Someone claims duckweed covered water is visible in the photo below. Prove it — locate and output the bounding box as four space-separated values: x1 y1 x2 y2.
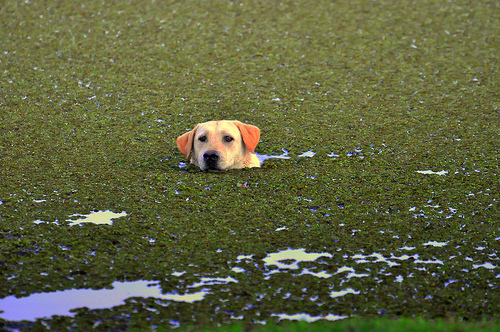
1 0 499 330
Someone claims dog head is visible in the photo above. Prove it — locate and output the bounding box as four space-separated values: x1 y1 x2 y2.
177 120 260 172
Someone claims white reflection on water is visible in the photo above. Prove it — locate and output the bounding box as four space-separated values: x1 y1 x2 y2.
33 210 128 226
423 241 448 247
473 262 496 270
330 288 360 298
263 248 332 269
353 252 445 266
67 210 127 226
416 170 448 175
272 312 346 322
257 149 291 164
298 150 316 158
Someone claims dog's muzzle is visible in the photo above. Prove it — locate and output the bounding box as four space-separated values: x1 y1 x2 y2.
203 150 220 171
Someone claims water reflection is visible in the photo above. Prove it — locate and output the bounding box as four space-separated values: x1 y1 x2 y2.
423 241 447 247
352 251 445 266
298 151 316 158
262 248 332 269
330 288 360 298
0 274 242 322
1 244 497 324
32 210 128 226
67 210 127 226
257 148 291 164
0 280 206 321
272 312 346 322
0 249 350 322
33 210 128 226
416 170 448 175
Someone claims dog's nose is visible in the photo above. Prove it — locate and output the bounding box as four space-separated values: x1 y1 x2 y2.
203 151 219 163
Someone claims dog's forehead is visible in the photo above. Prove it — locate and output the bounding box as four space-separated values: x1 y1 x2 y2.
196 121 241 137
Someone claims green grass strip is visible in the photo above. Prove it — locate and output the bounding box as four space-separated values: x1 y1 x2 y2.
196 318 499 332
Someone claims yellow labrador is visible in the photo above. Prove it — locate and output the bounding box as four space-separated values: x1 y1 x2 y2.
177 120 260 172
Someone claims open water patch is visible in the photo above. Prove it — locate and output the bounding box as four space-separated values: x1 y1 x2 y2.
67 210 127 226
257 148 291 165
262 248 332 270
233 249 336 279
232 248 369 289
1 244 498 324
0 274 239 322
416 170 448 175
33 210 128 226
0 280 206 321
271 312 346 322
297 150 316 158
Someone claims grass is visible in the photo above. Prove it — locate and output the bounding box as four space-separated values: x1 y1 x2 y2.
214 318 500 332
188 318 500 332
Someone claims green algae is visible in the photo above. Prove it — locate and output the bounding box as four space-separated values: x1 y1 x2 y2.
1 0 499 330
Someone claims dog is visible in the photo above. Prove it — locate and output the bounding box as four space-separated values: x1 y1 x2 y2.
176 120 260 172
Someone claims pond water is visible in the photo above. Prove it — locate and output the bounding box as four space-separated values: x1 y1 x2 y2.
0 280 207 321
1 241 497 323
257 149 292 164
34 210 128 226
1 0 498 330
0 248 355 322
1 145 498 330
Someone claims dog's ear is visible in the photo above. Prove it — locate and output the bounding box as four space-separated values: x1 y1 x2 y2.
176 125 198 159
233 121 260 153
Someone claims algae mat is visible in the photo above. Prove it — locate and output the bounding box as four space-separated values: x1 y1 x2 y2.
0 0 498 330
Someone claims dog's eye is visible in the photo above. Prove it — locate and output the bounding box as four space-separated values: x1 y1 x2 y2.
224 136 234 142
198 136 207 142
